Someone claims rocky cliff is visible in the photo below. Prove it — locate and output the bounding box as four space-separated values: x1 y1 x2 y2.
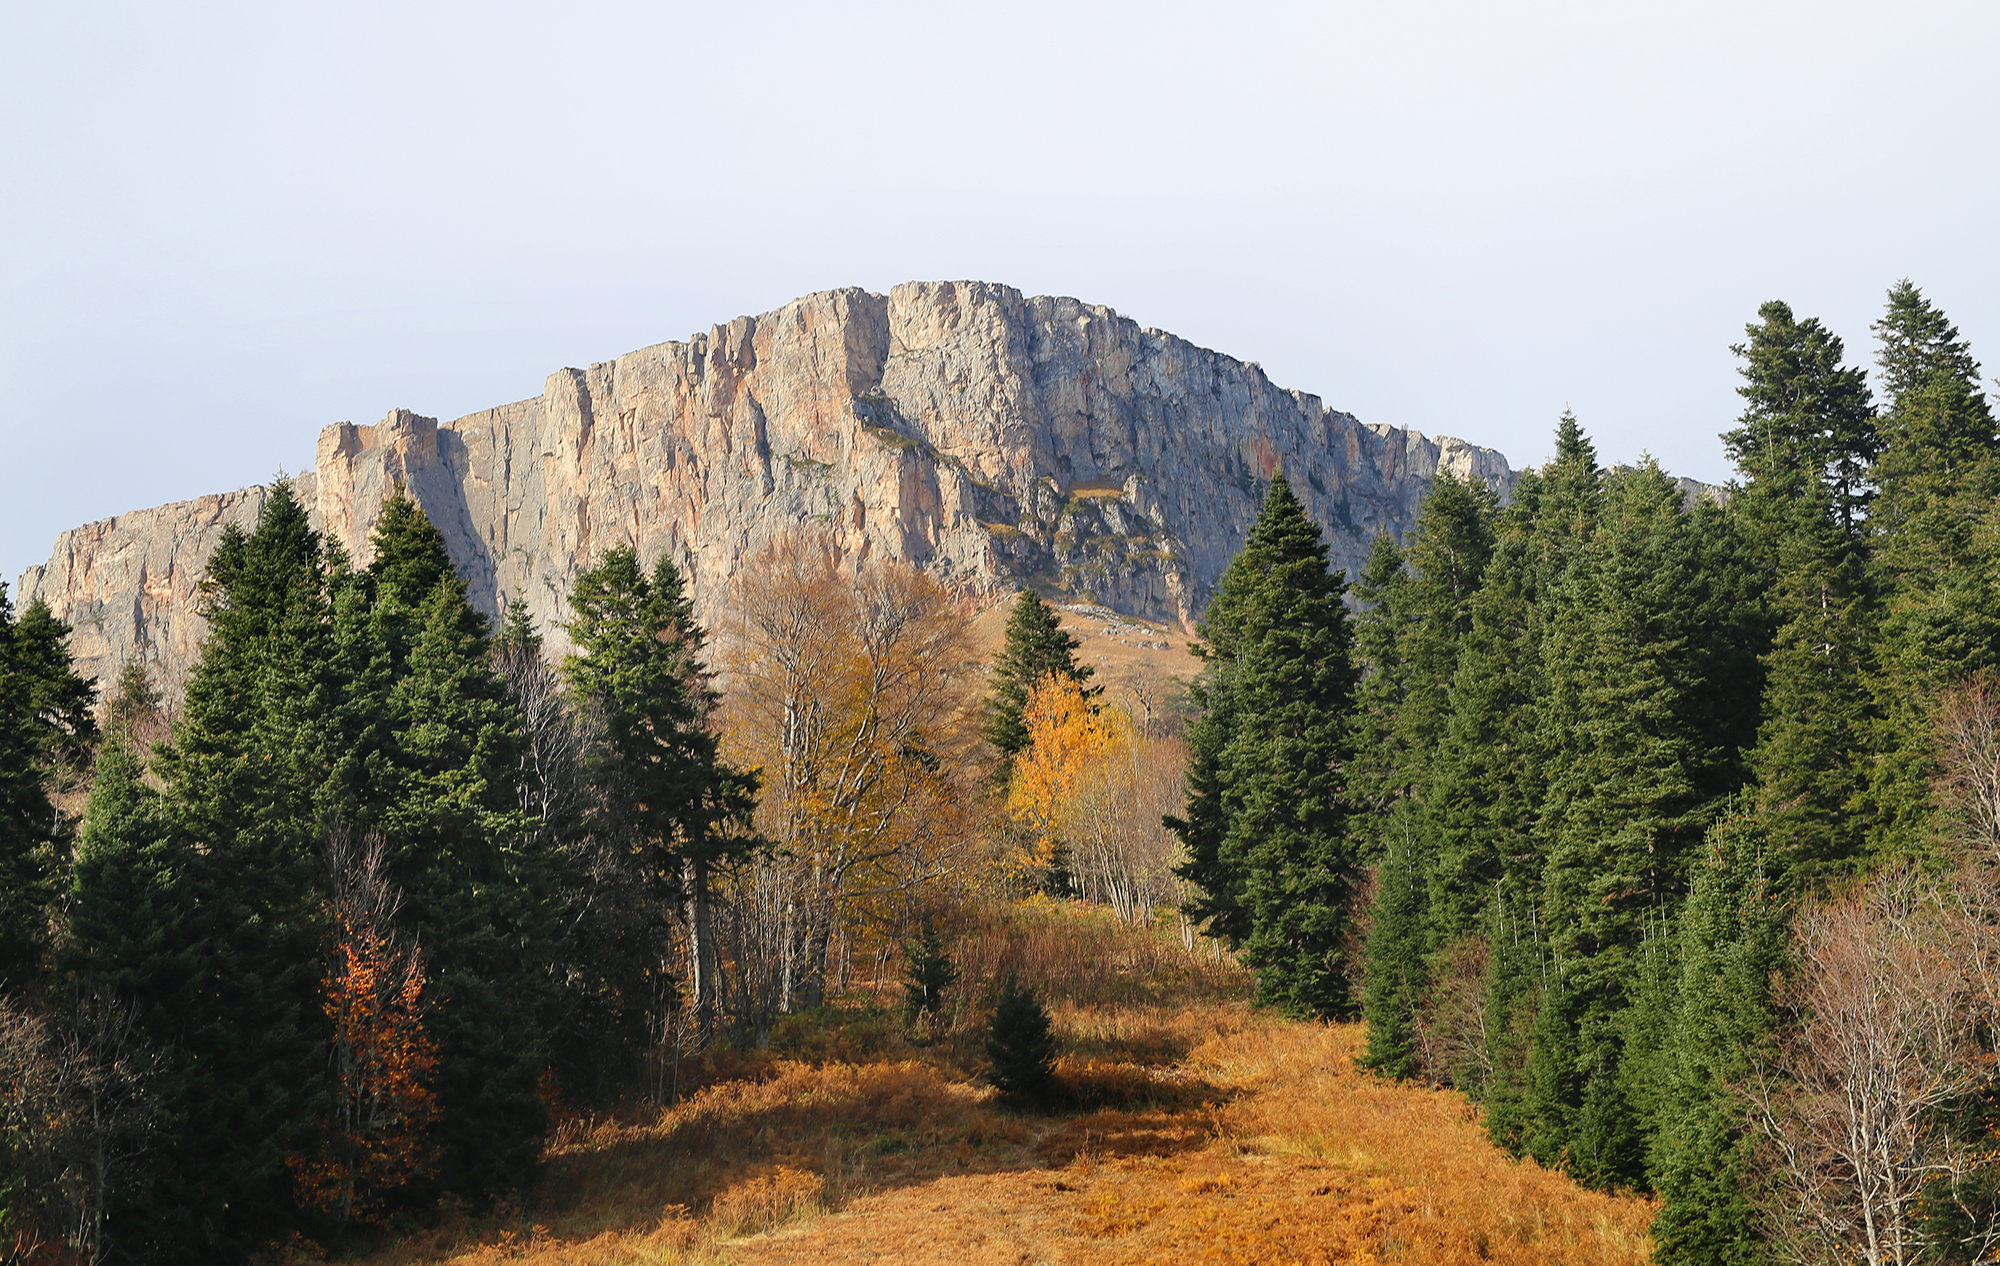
19 281 1518 692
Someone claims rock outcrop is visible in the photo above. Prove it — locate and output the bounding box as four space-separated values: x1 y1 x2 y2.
19 281 1518 692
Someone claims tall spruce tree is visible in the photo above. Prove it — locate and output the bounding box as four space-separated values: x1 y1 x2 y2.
1724 299 1878 550
1358 813 1426 1078
1749 484 1872 885
1347 534 1413 833
1649 806 1785 1265
1354 473 1499 1076
377 548 555 1196
0 589 98 995
1527 463 1723 1189
1394 473 1498 776
1477 885 1545 1153
1719 300 1875 885
1171 474 1360 1018
1419 501 1544 947
1864 282 2000 859
1166 634 1251 947
563 545 758 1062
0 589 57 995
72 479 336 1260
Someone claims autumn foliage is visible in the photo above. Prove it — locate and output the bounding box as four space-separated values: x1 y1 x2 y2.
1006 673 1128 880
289 834 440 1226
719 533 981 1027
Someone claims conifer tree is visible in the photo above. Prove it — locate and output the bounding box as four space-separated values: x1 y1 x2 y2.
1650 807 1785 1265
1346 535 1412 831
1723 299 1878 549
1172 474 1360 1017
1870 281 1999 552
1528 464 1720 1187
1347 477 1497 861
1749 485 1872 885
1863 282 2000 858
1394 473 1497 779
984 590 1096 763
0 588 59 995
902 917 959 1025
563 545 758 1057
1418 514 1543 946
0 589 98 995
1615 911 1679 1178
1478 888 1544 1154
77 479 335 1259
376 567 553 1197
1358 816 1425 1079
984 974 1058 1108
1166 641 1250 947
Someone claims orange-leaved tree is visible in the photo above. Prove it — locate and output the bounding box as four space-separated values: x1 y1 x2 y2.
291 830 439 1227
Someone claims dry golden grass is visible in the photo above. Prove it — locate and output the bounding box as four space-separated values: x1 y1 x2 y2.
309 910 1654 1266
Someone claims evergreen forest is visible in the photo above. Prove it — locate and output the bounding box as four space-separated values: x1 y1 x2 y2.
1251 280 2000 1265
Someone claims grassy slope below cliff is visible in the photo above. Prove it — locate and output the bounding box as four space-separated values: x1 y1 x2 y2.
317 904 1653 1266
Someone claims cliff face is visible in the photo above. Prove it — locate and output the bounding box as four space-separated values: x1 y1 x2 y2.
19 281 1517 691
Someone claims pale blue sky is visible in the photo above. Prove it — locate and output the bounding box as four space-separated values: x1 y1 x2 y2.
4 0 1996 590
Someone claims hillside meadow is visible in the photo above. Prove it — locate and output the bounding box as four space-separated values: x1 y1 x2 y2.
295 903 1654 1266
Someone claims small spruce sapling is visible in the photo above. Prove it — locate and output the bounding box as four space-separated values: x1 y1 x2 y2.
985 974 1059 1109
902 918 960 1036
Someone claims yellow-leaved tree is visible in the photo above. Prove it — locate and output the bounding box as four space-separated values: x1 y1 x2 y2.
1007 674 1187 922
721 533 980 1035
1006 673 1128 884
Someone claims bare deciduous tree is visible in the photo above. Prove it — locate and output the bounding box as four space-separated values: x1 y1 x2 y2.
1065 732 1187 925
0 993 159 1265
1752 866 1997 1266
1934 669 2000 855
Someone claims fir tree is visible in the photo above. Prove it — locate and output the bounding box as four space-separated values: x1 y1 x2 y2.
1420 478 1547 947
1172 474 1360 1018
377 566 553 1198
901 917 959 1025
1863 282 2000 859
984 589 1096 763
1394 472 1497 780
984 974 1058 1108
1478 888 1544 1154
563 545 759 1058
1165 645 1250 946
1749 484 1872 885
1650 807 1785 1265
1724 299 1878 548
1346 534 1413 832
1358 814 1426 1079
1870 280 1999 550
103 659 166 755
1348 476 1498 869
0 587 59 995
365 486 454 602
0 589 98 995
82 479 334 1259
1527 464 1720 1187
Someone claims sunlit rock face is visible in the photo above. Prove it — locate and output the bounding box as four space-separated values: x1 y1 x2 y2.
19 281 1517 691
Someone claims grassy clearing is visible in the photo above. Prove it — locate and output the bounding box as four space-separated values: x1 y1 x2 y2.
292 905 1654 1265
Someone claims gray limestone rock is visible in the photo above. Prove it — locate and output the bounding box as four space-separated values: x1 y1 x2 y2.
19 281 1521 693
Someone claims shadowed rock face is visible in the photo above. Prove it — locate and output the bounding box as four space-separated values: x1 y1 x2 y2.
18 281 1517 692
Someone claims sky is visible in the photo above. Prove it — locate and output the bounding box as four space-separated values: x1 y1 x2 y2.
4 0 1996 591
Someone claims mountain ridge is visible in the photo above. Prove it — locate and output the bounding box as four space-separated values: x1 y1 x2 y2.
18 280 1519 691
